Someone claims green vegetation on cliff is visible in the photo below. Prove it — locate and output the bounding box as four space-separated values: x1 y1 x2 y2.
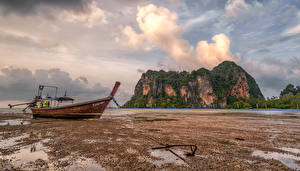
220 84 300 109
210 61 263 99
124 61 264 108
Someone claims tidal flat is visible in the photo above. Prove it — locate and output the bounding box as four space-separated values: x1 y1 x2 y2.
0 109 299 170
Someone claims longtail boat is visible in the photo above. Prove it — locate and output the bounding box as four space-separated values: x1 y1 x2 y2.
8 82 121 119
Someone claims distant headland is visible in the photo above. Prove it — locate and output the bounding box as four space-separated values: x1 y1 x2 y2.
124 61 300 109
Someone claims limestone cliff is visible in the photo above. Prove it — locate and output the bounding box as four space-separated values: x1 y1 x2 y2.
124 61 264 108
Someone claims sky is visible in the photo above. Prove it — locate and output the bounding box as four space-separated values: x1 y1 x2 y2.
0 0 299 107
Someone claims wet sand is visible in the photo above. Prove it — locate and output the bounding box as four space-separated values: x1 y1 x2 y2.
0 109 300 170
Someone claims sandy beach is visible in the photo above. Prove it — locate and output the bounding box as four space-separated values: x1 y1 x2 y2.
0 109 300 170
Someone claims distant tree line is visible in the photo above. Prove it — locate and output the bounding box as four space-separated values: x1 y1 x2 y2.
228 84 300 109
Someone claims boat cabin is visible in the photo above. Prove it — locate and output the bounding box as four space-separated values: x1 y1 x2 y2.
35 85 74 108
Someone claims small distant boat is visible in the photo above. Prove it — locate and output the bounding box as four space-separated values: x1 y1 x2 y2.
9 82 121 119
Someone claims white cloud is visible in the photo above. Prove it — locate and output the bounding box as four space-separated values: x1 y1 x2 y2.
63 1 107 28
196 33 241 68
283 24 300 35
122 26 152 51
0 28 39 43
169 0 181 8
182 10 220 31
183 15 205 30
225 0 249 16
122 4 240 70
0 27 60 49
225 0 263 17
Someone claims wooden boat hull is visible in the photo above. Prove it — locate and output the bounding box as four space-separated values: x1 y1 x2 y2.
31 97 111 119
30 82 120 119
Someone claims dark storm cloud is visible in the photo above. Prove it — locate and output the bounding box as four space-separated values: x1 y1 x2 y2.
0 67 110 102
0 0 92 15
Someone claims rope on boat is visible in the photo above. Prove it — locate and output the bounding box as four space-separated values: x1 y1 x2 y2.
110 95 121 108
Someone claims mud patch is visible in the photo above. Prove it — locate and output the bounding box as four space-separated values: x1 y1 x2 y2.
218 139 234 145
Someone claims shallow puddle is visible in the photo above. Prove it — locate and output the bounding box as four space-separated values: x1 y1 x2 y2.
252 149 300 170
0 119 30 126
0 138 51 169
149 149 187 166
65 157 106 171
279 147 300 155
83 139 101 144
268 134 278 142
1 135 105 170
0 133 29 149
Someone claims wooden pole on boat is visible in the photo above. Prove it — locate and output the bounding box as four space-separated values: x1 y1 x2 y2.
110 81 121 97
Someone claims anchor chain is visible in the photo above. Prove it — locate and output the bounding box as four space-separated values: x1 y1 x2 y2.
145 135 198 169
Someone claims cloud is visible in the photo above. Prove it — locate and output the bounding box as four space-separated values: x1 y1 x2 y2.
122 4 240 70
182 10 220 31
0 28 60 49
0 0 107 27
183 15 205 30
196 33 241 68
225 0 249 16
247 48 270 55
243 56 300 97
0 67 111 103
122 4 197 69
283 24 300 35
0 28 39 47
122 26 152 51
169 0 181 8
225 0 263 17
62 1 107 28
136 69 144 73
0 0 92 15
249 33 300 50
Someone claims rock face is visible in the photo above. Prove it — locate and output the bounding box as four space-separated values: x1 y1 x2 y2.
165 85 176 96
124 61 264 108
228 72 250 98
